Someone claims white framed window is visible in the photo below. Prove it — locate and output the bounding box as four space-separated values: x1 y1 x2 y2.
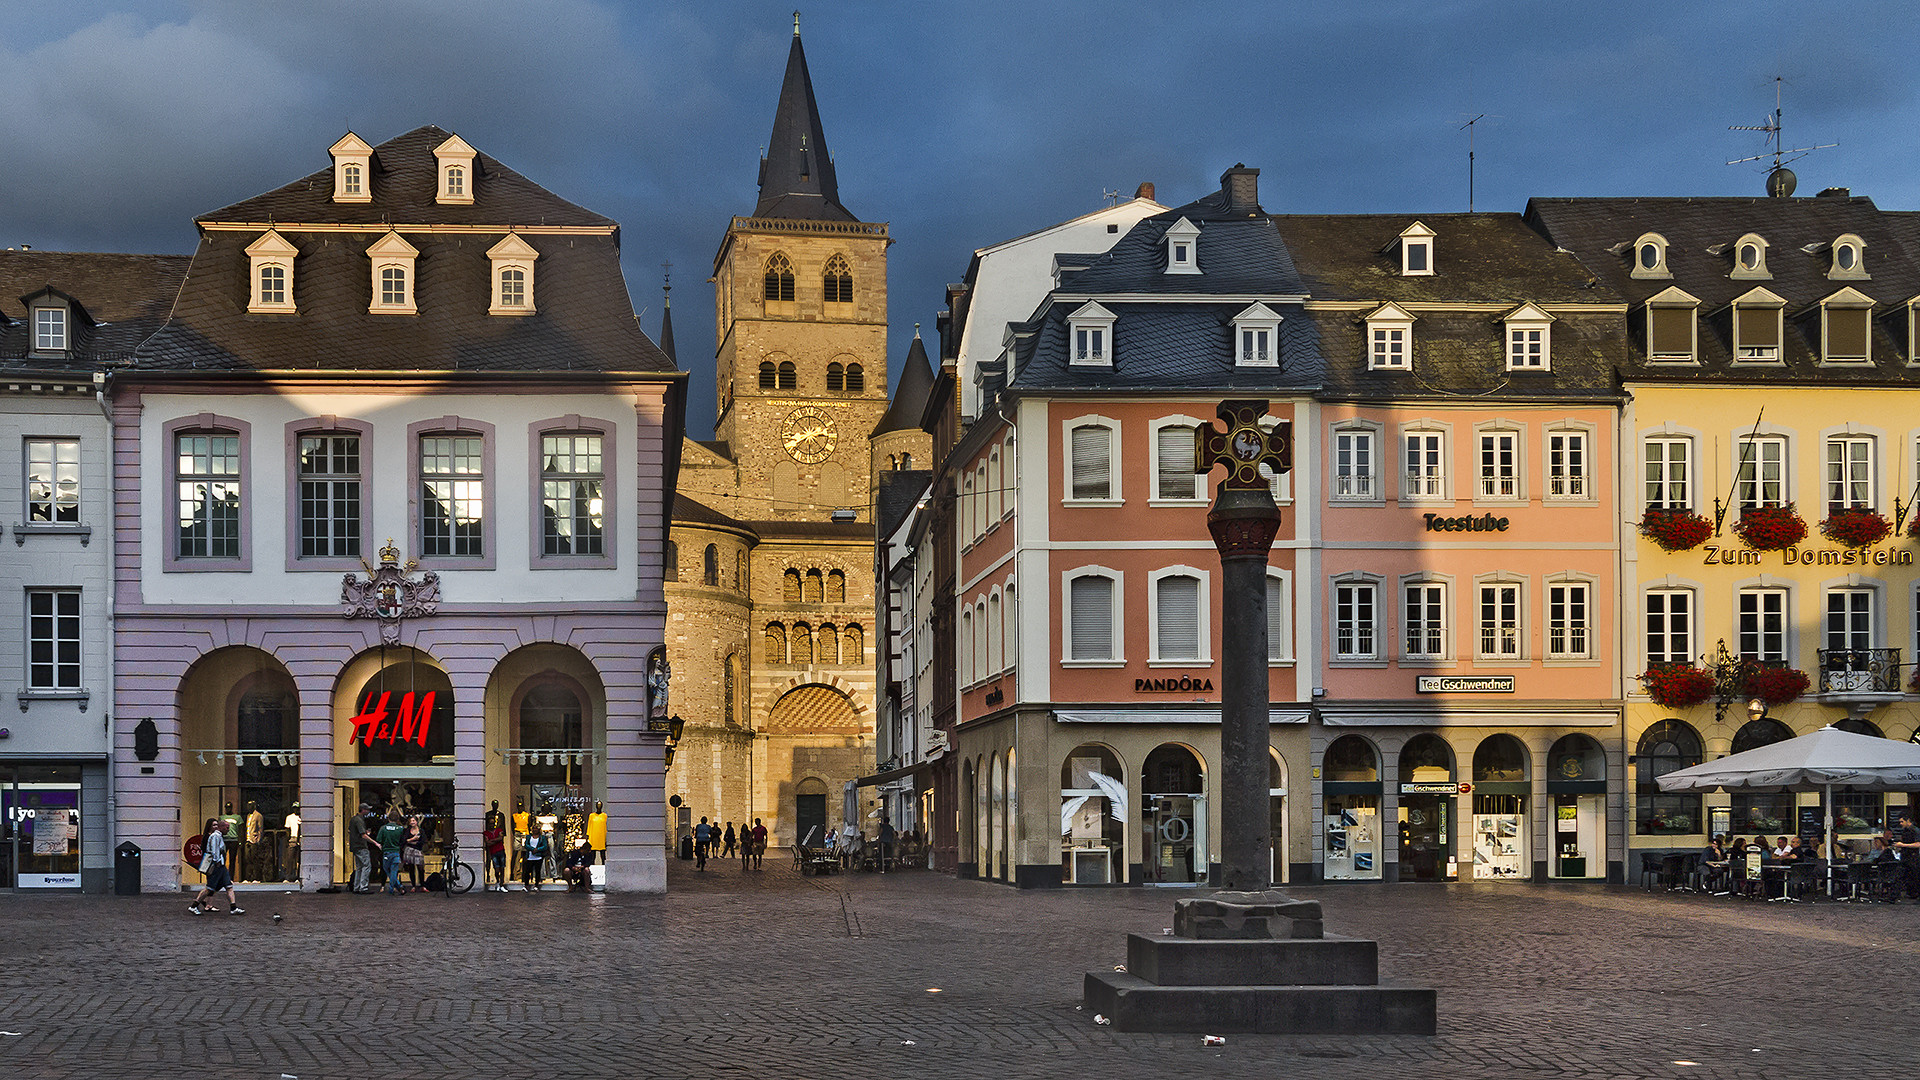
175 431 243 559
539 431 606 558
1149 567 1209 664
366 231 419 315
1644 435 1693 511
1631 232 1671 279
245 230 298 314
1151 418 1202 503
1829 233 1869 280
1402 427 1448 502
1545 426 1592 501
330 132 372 203
488 234 539 315
434 134 476 204
1065 417 1119 503
1731 288 1785 362
1477 580 1523 660
1333 578 1379 661
1476 428 1521 501
1645 287 1699 363
1546 580 1592 660
1738 588 1788 662
975 464 989 538
1730 233 1770 280
960 607 973 683
1332 424 1379 501
1826 588 1877 652
26 588 81 691
1645 589 1694 666
1232 302 1281 366
1735 435 1788 510
1064 568 1123 664
1068 301 1116 366
1266 570 1293 663
987 449 1003 523
1503 303 1553 371
25 438 80 524
419 433 486 558
1403 580 1449 660
298 432 363 559
961 473 977 545
1826 434 1875 513
1398 221 1434 276
1366 303 1413 370
1163 217 1201 275
32 307 67 352
987 591 1003 674
1820 288 1875 363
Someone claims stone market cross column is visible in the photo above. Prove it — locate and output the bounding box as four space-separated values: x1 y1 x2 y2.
1193 400 1291 892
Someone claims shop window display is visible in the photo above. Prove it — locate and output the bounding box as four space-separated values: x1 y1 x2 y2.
1141 744 1206 884
1547 734 1607 879
1635 720 1702 834
1397 734 1457 882
3 767 82 888
1470 735 1528 881
1322 735 1381 881
1060 745 1126 885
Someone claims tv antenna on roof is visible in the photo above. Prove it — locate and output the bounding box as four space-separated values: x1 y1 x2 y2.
1728 76 1836 197
1459 113 1488 213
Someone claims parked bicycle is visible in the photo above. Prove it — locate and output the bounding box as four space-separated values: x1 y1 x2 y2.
438 837 476 895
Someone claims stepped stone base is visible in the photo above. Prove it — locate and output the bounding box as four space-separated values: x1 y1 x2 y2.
1084 970 1436 1034
1126 933 1377 986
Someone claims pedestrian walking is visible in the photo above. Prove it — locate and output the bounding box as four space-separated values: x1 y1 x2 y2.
377 808 406 895
877 815 895 874
347 802 373 894
693 817 712 870
188 818 244 915
750 818 768 870
1894 811 1920 900
522 828 550 892
484 801 509 892
722 822 737 859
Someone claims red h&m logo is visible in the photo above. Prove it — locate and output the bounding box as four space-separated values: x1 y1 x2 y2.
349 691 436 747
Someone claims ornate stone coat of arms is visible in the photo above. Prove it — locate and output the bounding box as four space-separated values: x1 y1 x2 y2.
342 540 441 644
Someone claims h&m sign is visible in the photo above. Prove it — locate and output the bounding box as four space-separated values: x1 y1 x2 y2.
348 691 437 747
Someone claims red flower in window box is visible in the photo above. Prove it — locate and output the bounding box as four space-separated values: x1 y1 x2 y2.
1732 503 1807 551
1638 508 1713 552
1639 665 1714 709
1742 666 1810 706
1820 508 1890 548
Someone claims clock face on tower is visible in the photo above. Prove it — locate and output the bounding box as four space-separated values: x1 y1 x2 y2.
781 406 838 464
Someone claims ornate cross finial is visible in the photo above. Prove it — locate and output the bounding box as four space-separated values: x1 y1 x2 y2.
793 10 801 35
1194 399 1292 490
662 259 672 301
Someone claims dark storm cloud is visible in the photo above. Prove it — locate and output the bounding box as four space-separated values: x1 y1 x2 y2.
3 0 1916 437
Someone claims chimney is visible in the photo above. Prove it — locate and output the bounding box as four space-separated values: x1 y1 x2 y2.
1134 181 1155 202
1220 164 1260 215
1816 186 1852 199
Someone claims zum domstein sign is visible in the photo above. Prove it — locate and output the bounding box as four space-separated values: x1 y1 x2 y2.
1699 543 1913 566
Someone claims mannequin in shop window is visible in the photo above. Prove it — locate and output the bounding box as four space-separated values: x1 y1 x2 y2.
512 798 530 881
537 801 560 844
284 802 301 882
221 803 242 876
403 815 427 891
588 802 608 865
245 802 266 881
484 801 509 891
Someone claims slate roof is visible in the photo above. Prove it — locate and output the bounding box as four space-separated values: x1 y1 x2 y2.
753 33 855 223
877 470 931 538
673 493 757 538
134 129 673 374
0 250 190 372
873 334 935 435
1009 300 1324 393
1527 194 1920 380
200 126 612 229
1277 213 1626 400
1059 214 1304 297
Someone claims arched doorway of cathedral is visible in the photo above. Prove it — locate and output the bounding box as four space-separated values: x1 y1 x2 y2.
177 646 301 887
794 776 829 847
483 644 608 861
763 683 863 851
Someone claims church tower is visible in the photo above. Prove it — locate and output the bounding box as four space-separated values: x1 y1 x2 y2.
666 21 885 851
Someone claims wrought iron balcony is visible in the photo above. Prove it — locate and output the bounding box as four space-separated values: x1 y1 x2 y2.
1817 649 1902 694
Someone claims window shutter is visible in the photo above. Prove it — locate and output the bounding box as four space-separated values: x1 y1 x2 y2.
1735 306 1778 349
1071 426 1110 500
1157 576 1200 659
1828 308 1869 359
1266 577 1285 661
1070 577 1113 660
1156 426 1196 499
1650 307 1693 355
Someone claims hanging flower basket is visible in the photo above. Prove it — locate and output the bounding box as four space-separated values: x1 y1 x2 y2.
1820 508 1890 548
1640 665 1714 709
1732 503 1807 551
1638 508 1713 552
1742 666 1810 706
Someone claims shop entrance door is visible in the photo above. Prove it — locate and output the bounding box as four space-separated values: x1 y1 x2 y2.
1145 794 1205 884
1397 795 1452 881
1551 793 1605 878
795 794 827 847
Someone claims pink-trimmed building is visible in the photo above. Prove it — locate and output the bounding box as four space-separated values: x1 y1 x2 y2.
109 128 684 893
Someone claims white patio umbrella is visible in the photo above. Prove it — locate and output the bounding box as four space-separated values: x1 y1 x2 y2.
1657 725 1920 870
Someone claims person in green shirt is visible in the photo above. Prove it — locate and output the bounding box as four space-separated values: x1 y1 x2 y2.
376 809 407 895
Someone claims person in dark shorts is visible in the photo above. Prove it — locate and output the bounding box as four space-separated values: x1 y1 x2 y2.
188 818 244 915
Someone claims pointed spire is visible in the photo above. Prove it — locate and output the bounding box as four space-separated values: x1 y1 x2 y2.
658 262 676 364
754 23 854 221
872 334 936 437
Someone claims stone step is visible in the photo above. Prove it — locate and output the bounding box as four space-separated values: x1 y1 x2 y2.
1125 933 1378 987
1084 971 1437 1035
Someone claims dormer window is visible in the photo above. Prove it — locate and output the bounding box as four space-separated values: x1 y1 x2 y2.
1645 287 1699 363
1828 234 1869 281
1731 233 1770 280
1163 217 1201 275
1068 301 1116 366
434 134 477 205
487 234 539 315
1365 303 1414 370
329 132 372 204
1232 303 1282 367
245 230 298 314
1729 287 1785 363
1398 221 1435 276
1819 288 1875 364
32 306 68 353
1502 303 1553 371
1631 233 1671 279
366 231 419 315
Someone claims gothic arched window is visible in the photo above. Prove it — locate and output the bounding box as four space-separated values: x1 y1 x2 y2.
703 544 719 586
845 363 865 392
823 254 853 304
764 253 795 302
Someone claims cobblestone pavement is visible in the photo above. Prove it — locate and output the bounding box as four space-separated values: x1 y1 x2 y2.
2 856 1916 1080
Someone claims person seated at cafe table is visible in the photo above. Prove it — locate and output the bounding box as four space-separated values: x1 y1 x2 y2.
1772 836 1798 859
1700 837 1730 891
1862 836 1896 863
1791 836 1818 862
